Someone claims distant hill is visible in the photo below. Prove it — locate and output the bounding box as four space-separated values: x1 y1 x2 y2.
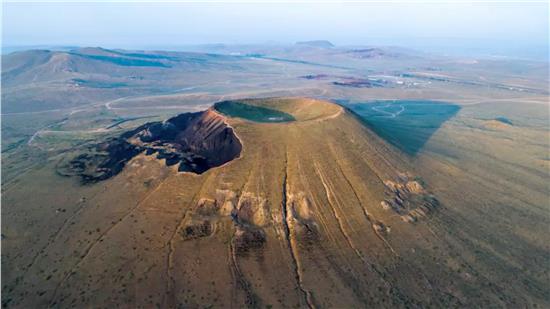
295 40 335 48
0 47 250 113
1 47 245 82
343 47 402 59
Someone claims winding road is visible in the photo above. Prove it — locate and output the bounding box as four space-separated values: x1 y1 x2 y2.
371 102 405 118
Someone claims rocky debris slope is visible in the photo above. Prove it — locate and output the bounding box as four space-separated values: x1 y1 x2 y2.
379 172 440 222
56 109 241 183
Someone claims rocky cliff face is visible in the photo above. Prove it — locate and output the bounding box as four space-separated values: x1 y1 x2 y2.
57 109 241 183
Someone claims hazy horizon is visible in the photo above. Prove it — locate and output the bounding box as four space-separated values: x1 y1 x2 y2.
3 2 549 60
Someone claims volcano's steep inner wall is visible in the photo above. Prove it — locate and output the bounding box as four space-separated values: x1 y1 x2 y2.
173 110 243 167
58 109 242 183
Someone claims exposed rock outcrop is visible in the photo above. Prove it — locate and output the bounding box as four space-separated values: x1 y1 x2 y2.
180 189 268 255
181 220 213 240
287 193 319 243
379 173 440 222
233 225 266 255
56 109 242 183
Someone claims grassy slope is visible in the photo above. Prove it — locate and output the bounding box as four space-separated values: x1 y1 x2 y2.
3 98 547 308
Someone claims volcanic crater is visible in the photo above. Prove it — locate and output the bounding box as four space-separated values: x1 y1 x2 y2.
57 108 242 183
39 97 451 309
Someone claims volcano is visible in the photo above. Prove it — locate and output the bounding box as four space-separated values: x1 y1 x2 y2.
2 98 525 308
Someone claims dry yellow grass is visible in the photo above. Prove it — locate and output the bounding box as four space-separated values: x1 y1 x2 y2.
2 98 547 308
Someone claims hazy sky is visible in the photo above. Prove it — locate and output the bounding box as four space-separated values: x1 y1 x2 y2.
2 1 548 56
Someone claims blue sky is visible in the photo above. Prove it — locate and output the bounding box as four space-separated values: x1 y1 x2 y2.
2 2 548 58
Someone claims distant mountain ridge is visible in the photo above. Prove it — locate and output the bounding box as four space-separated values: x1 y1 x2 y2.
295 40 335 48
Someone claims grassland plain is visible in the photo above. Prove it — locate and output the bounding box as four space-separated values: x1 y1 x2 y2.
2 46 549 308
2 98 548 308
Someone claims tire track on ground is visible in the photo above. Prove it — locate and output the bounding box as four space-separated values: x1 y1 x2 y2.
328 143 398 256
314 160 408 305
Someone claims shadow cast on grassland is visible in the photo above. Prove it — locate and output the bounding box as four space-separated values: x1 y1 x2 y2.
342 100 461 156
